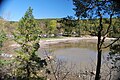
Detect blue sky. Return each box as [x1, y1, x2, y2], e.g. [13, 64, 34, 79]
[0, 0, 75, 21]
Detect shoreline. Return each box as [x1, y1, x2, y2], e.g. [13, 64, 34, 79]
[10, 36, 115, 47]
[39, 36, 115, 46]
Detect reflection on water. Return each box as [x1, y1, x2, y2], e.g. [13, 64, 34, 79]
[48, 40, 98, 51]
[39, 39, 109, 68]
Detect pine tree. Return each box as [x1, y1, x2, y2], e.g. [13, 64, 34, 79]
[14, 7, 47, 80]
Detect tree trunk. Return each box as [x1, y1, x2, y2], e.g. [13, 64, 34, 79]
[95, 48, 102, 80]
[95, 12, 103, 80]
[95, 13, 113, 80]
[77, 18, 81, 37]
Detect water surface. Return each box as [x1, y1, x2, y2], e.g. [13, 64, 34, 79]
[39, 39, 109, 68]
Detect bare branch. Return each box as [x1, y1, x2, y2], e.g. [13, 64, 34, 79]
[100, 14, 113, 48]
[44, 50, 58, 80]
[102, 37, 120, 49]
[61, 71, 70, 80]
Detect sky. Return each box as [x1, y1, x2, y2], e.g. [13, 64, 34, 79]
[0, 0, 75, 21]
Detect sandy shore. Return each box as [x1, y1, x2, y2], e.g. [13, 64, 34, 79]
[10, 36, 115, 47]
[39, 36, 115, 46]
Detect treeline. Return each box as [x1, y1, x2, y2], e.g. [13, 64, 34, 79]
[0, 16, 120, 38]
[37, 17, 120, 38]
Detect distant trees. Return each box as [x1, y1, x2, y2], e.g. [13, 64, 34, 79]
[13, 7, 47, 80]
[73, 0, 120, 80]
[109, 18, 120, 38]
[34, 17, 120, 38]
[37, 19, 57, 37]
[48, 20, 57, 35]
[58, 16, 77, 37]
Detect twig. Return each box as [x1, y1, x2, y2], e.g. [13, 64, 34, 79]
[102, 37, 120, 49]
[100, 14, 113, 48]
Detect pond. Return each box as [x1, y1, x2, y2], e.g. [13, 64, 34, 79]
[38, 39, 110, 69]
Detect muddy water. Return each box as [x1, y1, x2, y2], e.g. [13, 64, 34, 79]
[39, 39, 109, 68]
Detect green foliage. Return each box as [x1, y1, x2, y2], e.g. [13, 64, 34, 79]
[73, 0, 120, 18]
[0, 30, 7, 47]
[42, 20, 57, 37]
[1, 17, 119, 38]
[13, 7, 47, 80]
[72, 0, 120, 37]
[58, 16, 77, 36]
[48, 20, 57, 34]
[109, 18, 120, 38]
